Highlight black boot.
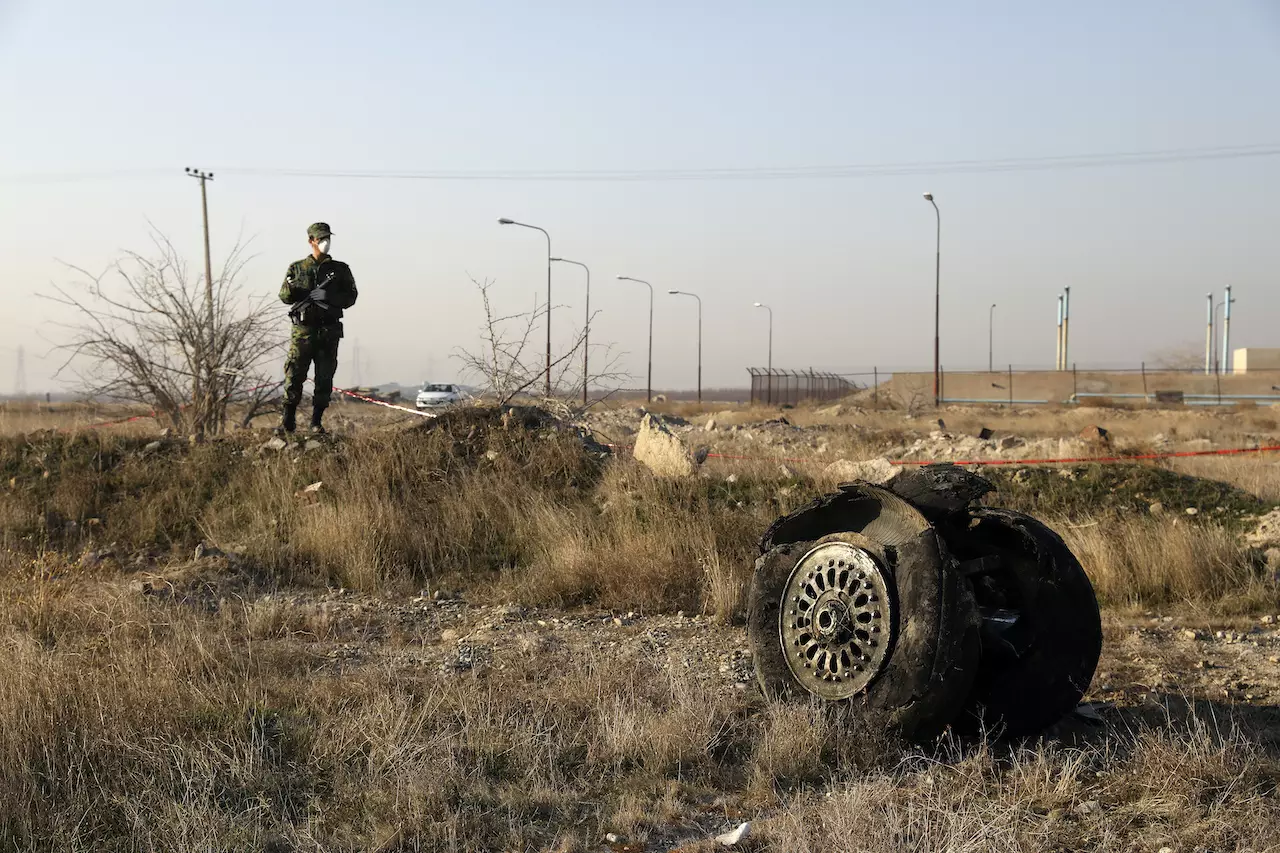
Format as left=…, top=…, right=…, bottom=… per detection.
left=309, top=404, right=327, bottom=435
left=274, top=403, right=297, bottom=435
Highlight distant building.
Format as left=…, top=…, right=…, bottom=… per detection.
left=1232, top=348, right=1280, bottom=374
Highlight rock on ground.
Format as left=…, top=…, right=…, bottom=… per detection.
left=823, top=456, right=897, bottom=484
left=634, top=413, right=696, bottom=477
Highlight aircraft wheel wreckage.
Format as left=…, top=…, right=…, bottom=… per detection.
left=747, top=464, right=1102, bottom=741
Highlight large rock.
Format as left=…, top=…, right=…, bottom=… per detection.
left=822, top=456, right=897, bottom=485
left=633, top=414, right=696, bottom=477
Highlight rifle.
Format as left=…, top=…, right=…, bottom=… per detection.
left=288, top=271, right=338, bottom=326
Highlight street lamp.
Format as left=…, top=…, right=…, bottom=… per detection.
left=617, top=275, right=654, bottom=403
left=669, top=289, right=702, bottom=403
left=923, top=192, right=940, bottom=407
left=753, top=302, right=773, bottom=404
left=498, top=218, right=552, bottom=397
left=551, top=258, right=590, bottom=405
left=988, top=303, right=997, bottom=373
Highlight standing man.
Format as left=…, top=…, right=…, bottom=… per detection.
left=277, top=222, right=358, bottom=435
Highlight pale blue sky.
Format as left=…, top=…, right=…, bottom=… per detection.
left=3, top=1, right=1279, bottom=392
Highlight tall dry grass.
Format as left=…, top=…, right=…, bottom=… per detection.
left=1059, top=515, right=1274, bottom=613
left=0, top=421, right=795, bottom=617
left=0, top=572, right=1277, bottom=850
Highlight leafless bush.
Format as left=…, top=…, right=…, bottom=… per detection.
left=453, top=275, right=626, bottom=407
left=45, top=231, right=283, bottom=437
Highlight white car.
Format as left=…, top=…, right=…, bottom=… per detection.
left=415, top=382, right=464, bottom=409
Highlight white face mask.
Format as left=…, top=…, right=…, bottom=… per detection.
left=317, top=237, right=331, bottom=255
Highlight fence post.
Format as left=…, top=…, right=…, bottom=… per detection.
left=1072, top=363, right=1078, bottom=402
left=873, top=367, right=879, bottom=409
left=939, top=364, right=945, bottom=405
left=1141, top=361, right=1148, bottom=403
left=1008, top=364, right=1013, bottom=406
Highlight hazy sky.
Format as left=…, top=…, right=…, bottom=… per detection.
left=3, top=1, right=1279, bottom=393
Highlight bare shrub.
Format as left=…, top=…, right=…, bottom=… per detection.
left=453, top=275, right=625, bottom=406
left=45, top=232, right=282, bottom=438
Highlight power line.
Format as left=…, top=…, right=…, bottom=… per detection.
left=218, top=141, right=1280, bottom=181
left=2, top=142, right=1279, bottom=185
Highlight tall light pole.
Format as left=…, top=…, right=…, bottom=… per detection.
left=753, top=302, right=773, bottom=404
left=923, top=192, right=940, bottom=406
left=551, top=257, right=590, bottom=405
left=988, top=303, right=997, bottom=373
left=617, top=275, right=654, bottom=403
left=498, top=218, right=552, bottom=397
left=669, top=290, right=702, bottom=403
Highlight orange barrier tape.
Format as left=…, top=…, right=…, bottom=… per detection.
left=333, top=386, right=437, bottom=417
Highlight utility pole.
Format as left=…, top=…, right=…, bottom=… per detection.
left=185, top=168, right=215, bottom=335
left=185, top=168, right=215, bottom=435
left=1055, top=295, right=1064, bottom=370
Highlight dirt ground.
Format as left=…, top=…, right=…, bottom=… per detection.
left=7, top=396, right=1280, bottom=850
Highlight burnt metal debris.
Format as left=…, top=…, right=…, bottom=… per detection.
left=748, top=462, right=1102, bottom=741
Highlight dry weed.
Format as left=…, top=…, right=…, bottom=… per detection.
left=1060, top=515, right=1276, bottom=613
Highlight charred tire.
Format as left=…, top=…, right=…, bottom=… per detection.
left=959, top=508, right=1102, bottom=737
left=748, top=485, right=981, bottom=743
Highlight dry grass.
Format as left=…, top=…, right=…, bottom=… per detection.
left=1173, top=454, right=1280, bottom=502
left=0, top=572, right=1277, bottom=851
left=1060, top=515, right=1275, bottom=614
left=765, top=710, right=1280, bottom=852
left=2, top=404, right=1280, bottom=848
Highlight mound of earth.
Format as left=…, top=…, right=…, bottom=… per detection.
left=411, top=404, right=611, bottom=460
left=984, top=463, right=1273, bottom=523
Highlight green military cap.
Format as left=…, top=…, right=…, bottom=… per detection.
left=307, top=222, right=334, bottom=239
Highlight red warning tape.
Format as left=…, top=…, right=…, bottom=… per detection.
left=333, top=386, right=436, bottom=418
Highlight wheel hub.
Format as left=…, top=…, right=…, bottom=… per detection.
left=779, top=541, right=895, bottom=700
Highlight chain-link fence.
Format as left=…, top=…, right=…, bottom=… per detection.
left=748, top=369, right=856, bottom=406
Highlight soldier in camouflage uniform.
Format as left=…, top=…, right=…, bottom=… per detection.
left=277, top=222, right=358, bottom=434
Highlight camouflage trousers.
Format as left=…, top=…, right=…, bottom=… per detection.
left=283, top=324, right=342, bottom=408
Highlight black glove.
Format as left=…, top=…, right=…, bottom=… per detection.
left=310, top=287, right=328, bottom=303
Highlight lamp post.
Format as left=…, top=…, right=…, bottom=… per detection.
left=551, top=258, right=590, bottom=405
left=617, top=275, right=654, bottom=403
left=498, top=218, right=552, bottom=397
left=923, top=192, right=941, bottom=406
left=669, top=289, right=702, bottom=403
left=753, top=302, right=773, bottom=403
left=988, top=303, right=996, bottom=373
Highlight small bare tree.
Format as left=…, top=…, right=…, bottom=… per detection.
left=453, top=276, right=626, bottom=409
left=46, top=231, right=284, bottom=437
